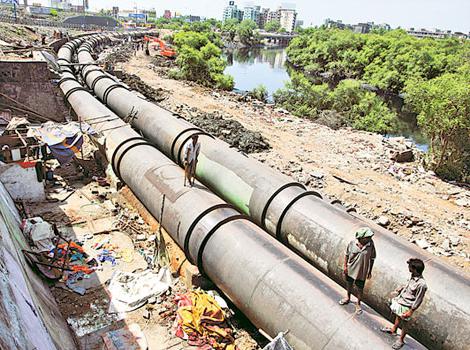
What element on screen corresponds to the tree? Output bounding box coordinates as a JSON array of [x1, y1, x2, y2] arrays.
[[264, 20, 280, 32], [222, 18, 239, 41], [405, 73, 470, 180], [237, 19, 258, 45], [171, 31, 234, 90]]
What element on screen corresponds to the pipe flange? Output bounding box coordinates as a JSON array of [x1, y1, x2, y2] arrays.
[[90, 74, 114, 90], [275, 190, 323, 242], [196, 214, 252, 274], [260, 182, 307, 230], [102, 83, 130, 105], [175, 131, 215, 166], [64, 86, 88, 101], [183, 203, 236, 263]]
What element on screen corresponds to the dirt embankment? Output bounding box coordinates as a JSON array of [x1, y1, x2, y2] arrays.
[[116, 51, 469, 271]]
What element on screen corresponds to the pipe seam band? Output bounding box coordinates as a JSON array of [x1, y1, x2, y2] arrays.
[[77, 47, 91, 54], [114, 140, 160, 181], [183, 203, 237, 263], [82, 67, 104, 84], [111, 137, 146, 180], [64, 86, 88, 101], [275, 190, 323, 242], [170, 127, 203, 161], [58, 77, 77, 86], [260, 182, 307, 230], [91, 74, 115, 90], [196, 214, 252, 274], [102, 84, 130, 105], [176, 131, 215, 166]]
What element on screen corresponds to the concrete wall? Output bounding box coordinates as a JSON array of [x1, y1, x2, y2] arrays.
[[0, 163, 46, 202], [0, 181, 77, 350], [0, 60, 68, 122]]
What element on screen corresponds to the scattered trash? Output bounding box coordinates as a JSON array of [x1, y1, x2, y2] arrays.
[[108, 268, 172, 313], [102, 323, 148, 350], [262, 332, 293, 350], [21, 217, 55, 252], [174, 290, 235, 349], [98, 249, 117, 266]]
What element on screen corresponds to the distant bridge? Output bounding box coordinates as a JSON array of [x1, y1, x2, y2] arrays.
[[258, 31, 298, 45]]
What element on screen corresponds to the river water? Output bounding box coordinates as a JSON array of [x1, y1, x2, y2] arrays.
[[224, 48, 290, 102], [224, 48, 428, 151]]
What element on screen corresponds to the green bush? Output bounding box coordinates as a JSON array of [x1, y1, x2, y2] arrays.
[[250, 85, 268, 102]]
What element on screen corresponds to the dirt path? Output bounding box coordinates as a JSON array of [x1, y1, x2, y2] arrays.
[[121, 52, 469, 270]]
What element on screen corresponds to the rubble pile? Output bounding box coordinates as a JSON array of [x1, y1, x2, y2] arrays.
[[175, 106, 270, 154], [100, 43, 134, 66], [151, 54, 175, 69], [120, 72, 167, 103]]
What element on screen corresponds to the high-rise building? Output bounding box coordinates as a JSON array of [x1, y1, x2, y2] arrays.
[[266, 8, 281, 23], [243, 5, 260, 24], [163, 10, 172, 19], [258, 8, 270, 28], [223, 1, 243, 22], [279, 8, 297, 32]]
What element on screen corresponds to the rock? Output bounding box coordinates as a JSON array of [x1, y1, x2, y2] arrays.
[[455, 198, 470, 207], [440, 239, 451, 251], [450, 236, 461, 246], [414, 238, 430, 249], [391, 150, 414, 163], [377, 216, 390, 227], [310, 171, 324, 179]]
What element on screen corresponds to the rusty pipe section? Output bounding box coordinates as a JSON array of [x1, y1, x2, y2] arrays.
[[56, 37, 427, 350], [79, 34, 469, 349]]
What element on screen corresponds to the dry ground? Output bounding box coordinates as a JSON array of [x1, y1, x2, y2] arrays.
[[120, 51, 469, 270]]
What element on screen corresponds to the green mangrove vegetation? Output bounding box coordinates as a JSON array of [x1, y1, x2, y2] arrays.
[[274, 28, 470, 180]]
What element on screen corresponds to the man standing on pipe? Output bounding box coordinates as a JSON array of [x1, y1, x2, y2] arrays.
[[381, 258, 428, 349], [183, 135, 201, 187], [339, 227, 376, 314]]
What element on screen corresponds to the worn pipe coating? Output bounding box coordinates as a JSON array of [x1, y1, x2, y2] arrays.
[[81, 34, 469, 349], [56, 36, 427, 350]]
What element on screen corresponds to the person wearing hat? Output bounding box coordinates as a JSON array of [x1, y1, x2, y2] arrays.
[[339, 227, 376, 314]]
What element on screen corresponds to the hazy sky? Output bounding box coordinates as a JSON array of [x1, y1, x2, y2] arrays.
[[39, 0, 469, 32]]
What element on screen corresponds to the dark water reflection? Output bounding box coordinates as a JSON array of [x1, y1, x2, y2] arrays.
[[224, 48, 290, 101]]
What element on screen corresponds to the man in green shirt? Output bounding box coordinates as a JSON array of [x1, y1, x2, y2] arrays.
[[381, 258, 427, 349], [339, 227, 376, 314]]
